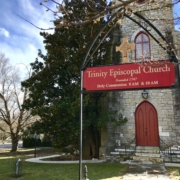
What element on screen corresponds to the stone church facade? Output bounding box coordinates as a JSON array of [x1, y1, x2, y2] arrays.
[[99, 0, 180, 162]]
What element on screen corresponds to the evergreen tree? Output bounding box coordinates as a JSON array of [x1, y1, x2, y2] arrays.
[[22, 0, 127, 157]]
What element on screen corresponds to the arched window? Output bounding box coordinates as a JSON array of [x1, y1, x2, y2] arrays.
[[135, 32, 151, 60]]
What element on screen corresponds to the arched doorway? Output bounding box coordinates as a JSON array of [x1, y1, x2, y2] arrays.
[[135, 101, 159, 146]]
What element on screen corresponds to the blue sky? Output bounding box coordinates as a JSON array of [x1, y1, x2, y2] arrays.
[[174, 2, 180, 30], [0, 0, 55, 76], [0, 0, 179, 78]]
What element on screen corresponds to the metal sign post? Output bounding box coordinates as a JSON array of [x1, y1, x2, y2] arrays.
[[79, 70, 83, 180]]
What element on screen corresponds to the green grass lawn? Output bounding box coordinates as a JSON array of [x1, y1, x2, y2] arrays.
[[0, 148, 128, 180]]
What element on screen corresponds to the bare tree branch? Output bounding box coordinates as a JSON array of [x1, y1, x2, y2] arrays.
[[17, 0, 180, 32], [17, 14, 54, 31]]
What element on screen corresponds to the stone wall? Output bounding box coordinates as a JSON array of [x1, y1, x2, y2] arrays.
[[172, 88, 180, 144], [99, 0, 180, 155], [102, 88, 179, 155]]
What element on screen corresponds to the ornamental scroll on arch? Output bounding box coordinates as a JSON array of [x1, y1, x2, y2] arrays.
[[116, 38, 135, 64]]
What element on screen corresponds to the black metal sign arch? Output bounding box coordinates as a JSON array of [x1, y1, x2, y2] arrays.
[[81, 8, 178, 70]]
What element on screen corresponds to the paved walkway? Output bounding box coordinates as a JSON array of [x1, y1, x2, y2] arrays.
[[121, 160, 171, 180], [26, 156, 180, 179], [25, 155, 106, 164]]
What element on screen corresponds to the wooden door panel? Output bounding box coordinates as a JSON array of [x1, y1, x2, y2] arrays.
[[136, 109, 147, 145], [135, 101, 159, 146], [147, 108, 159, 146]]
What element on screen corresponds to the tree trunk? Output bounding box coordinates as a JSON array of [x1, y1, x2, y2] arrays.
[[89, 134, 96, 157], [11, 137, 18, 152], [88, 126, 100, 158], [95, 130, 100, 157]]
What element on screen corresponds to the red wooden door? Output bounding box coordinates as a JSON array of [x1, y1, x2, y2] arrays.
[[135, 101, 159, 146]]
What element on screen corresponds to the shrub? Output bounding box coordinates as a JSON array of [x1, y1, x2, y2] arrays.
[[23, 137, 41, 148], [41, 140, 52, 147]]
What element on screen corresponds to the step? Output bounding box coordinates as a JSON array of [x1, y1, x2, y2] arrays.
[[110, 152, 119, 155], [133, 156, 163, 162], [111, 152, 131, 155], [115, 149, 134, 152], [135, 152, 160, 158], [136, 146, 160, 153], [111, 151, 135, 156], [136, 149, 160, 153], [161, 149, 180, 155], [160, 153, 176, 158], [136, 146, 159, 150]]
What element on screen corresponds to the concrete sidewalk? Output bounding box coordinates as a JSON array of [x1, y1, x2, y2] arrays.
[[25, 155, 106, 164], [121, 160, 171, 180], [26, 155, 180, 179]]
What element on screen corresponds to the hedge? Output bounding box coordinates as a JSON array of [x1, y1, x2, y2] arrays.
[[23, 137, 52, 148]]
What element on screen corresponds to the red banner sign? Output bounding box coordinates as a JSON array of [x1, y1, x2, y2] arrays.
[[83, 60, 176, 91]]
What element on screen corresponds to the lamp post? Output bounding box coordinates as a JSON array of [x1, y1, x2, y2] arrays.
[[141, 90, 149, 99], [34, 133, 37, 158]]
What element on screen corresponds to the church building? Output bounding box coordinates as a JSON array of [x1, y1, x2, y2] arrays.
[[98, 0, 180, 162]]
